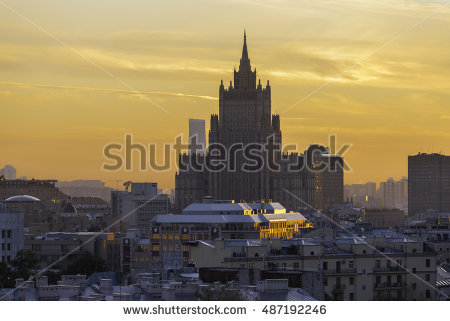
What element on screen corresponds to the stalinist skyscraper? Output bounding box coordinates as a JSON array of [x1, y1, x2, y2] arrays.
[[208, 31, 281, 202], [175, 32, 343, 212]]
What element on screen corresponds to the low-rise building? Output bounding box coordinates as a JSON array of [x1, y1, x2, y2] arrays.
[[151, 200, 312, 268], [188, 229, 438, 301], [363, 208, 406, 228]]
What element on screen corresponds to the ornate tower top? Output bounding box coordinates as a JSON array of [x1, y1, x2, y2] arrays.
[[239, 30, 251, 72], [234, 30, 256, 89]]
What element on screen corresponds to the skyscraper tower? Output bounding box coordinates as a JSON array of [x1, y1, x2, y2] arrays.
[[208, 31, 281, 202], [188, 119, 206, 155], [175, 32, 343, 212]]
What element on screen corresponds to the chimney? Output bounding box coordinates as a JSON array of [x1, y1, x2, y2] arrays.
[[100, 279, 113, 296]]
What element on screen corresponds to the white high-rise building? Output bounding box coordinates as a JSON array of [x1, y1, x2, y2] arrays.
[[0, 165, 16, 180], [188, 119, 206, 155]]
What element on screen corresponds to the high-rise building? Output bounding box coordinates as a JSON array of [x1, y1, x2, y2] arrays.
[[188, 119, 206, 155], [0, 165, 16, 180], [309, 145, 344, 211], [344, 182, 380, 208], [379, 177, 408, 213], [408, 153, 450, 217], [175, 33, 344, 212]]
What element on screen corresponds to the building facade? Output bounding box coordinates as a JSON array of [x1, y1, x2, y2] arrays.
[[0, 202, 24, 264], [111, 182, 169, 235], [189, 232, 437, 301], [151, 199, 312, 268]]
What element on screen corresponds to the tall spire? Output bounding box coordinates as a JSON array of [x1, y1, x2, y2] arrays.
[[235, 30, 256, 89], [239, 29, 250, 71], [242, 29, 248, 60]]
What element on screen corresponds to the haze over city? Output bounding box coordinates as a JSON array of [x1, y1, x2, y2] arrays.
[[1, 0, 450, 190]]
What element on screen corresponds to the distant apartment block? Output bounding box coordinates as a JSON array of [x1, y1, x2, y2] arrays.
[[408, 153, 450, 217], [380, 177, 408, 213]]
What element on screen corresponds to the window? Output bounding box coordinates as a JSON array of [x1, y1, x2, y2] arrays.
[[362, 285, 367, 292], [281, 263, 287, 271], [362, 268, 367, 276], [387, 260, 391, 267], [7, 230, 11, 238], [293, 262, 299, 269], [426, 274, 430, 282], [1, 230, 4, 238], [375, 260, 381, 268], [426, 259, 431, 267], [349, 293, 355, 301], [7, 243, 10, 251], [323, 262, 328, 271], [412, 283, 416, 290], [1, 243, 4, 251], [376, 276, 381, 285], [426, 290, 431, 299], [324, 278, 328, 286], [349, 261, 354, 269], [349, 277, 354, 285], [412, 268, 416, 274]]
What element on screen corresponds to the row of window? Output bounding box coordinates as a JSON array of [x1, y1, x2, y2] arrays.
[[321, 258, 432, 271]]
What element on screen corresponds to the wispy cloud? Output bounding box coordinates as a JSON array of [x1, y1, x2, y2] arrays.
[[0, 81, 218, 101]]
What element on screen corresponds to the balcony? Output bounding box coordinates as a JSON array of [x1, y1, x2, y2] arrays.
[[324, 268, 357, 276], [373, 266, 407, 274], [374, 282, 406, 290], [333, 284, 346, 291]]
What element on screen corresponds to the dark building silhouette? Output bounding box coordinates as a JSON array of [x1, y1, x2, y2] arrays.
[[175, 33, 343, 212], [408, 153, 450, 216]]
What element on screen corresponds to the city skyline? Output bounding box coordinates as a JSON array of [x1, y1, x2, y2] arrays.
[[1, 0, 450, 190]]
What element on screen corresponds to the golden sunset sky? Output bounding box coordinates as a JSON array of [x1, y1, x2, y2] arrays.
[[1, 0, 449, 190]]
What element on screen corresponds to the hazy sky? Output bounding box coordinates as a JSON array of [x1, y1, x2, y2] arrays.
[[1, 0, 449, 190]]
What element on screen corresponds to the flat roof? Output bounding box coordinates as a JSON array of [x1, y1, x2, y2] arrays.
[[154, 213, 307, 224]]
